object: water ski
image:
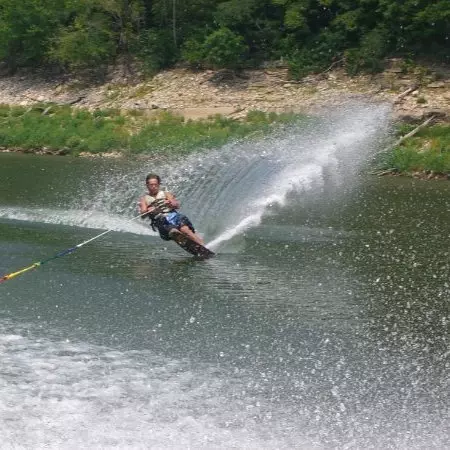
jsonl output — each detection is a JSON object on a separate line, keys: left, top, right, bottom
{"left": 169, "top": 230, "right": 215, "bottom": 259}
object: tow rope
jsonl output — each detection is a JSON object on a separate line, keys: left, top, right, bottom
{"left": 0, "top": 211, "right": 148, "bottom": 284}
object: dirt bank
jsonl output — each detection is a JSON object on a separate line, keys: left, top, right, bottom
{"left": 0, "top": 60, "right": 448, "bottom": 123}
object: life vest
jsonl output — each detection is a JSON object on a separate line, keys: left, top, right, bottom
{"left": 143, "top": 190, "right": 174, "bottom": 216}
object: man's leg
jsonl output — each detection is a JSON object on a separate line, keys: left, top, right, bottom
{"left": 179, "top": 225, "right": 204, "bottom": 245}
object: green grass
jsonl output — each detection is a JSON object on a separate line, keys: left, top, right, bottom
{"left": 381, "top": 124, "right": 450, "bottom": 175}
{"left": 0, "top": 104, "right": 306, "bottom": 156}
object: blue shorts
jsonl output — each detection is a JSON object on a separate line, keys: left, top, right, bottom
{"left": 154, "top": 212, "right": 196, "bottom": 241}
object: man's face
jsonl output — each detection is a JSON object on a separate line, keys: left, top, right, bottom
{"left": 146, "top": 179, "right": 160, "bottom": 196}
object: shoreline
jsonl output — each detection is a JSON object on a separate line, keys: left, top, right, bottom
{"left": 0, "top": 62, "right": 448, "bottom": 177}
{"left": 0, "top": 62, "right": 448, "bottom": 123}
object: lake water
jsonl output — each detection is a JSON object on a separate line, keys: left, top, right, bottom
{"left": 0, "top": 104, "right": 448, "bottom": 449}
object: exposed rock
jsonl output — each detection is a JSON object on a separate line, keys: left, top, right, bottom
{"left": 0, "top": 64, "right": 447, "bottom": 123}
{"left": 427, "top": 81, "right": 446, "bottom": 88}
{"left": 386, "top": 67, "right": 404, "bottom": 74}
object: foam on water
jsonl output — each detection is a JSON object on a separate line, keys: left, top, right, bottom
{"left": 0, "top": 207, "right": 153, "bottom": 236}
{"left": 0, "top": 322, "right": 315, "bottom": 449}
{"left": 0, "top": 318, "right": 445, "bottom": 449}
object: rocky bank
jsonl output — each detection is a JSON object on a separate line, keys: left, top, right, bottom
{"left": 0, "top": 60, "right": 448, "bottom": 123}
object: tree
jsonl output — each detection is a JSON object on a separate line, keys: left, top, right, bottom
{"left": 133, "top": 28, "right": 177, "bottom": 74}
{"left": 0, "top": 0, "right": 70, "bottom": 70}
{"left": 215, "top": 0, "right": 284, "bottom": 61}
{"left": 98, "top": 0, "right": 145, "bottom": 55}
{"left": 49, "top": 13, "right": 116, "bottom": 70}
{"left": 50, "top": 0, "right": 145, "bottom": 70}
{"left": 151, "top": 0, "right": 220, "bottom": 48}
{"left": 203, "top": 27, "right": 248, "bottom": 69}
{"left": 182, "top": 27, "right": 248, "bottom": 69}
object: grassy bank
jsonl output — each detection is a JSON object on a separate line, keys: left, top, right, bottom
{"left": 2, "top": 103, "right": 448, "bottom": 178}
{"left": 380, "top": 123, "right": 450, "bottom": 178}
{"left": 0, "top": 104, "right": 303, "bottom": 156}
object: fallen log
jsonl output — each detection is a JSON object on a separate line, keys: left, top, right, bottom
{"left": 375, "top": 115, "right": 436, "bottom": 156}
{"left": 394, "top": 85, "right": 419, "bottom": 103}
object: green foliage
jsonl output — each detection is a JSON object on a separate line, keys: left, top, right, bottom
{"left": 202, "top": 28, "right": 248, "bottom": 69}
{"left": 344, "top": 27, "right": 388, "bottom": 75}
{"left": 378, "top": 0, "right": 450, "bottom": 60}
{"left": 181, "top": 36, "right": 206, "bottom": 68}
{"left": 152, "top": 0, "right": 219, "bottom": 48}
{"left": 283, "top": 4, "right": 309, "bottom": 32}
{"left": 0, "top": 0, "right": 70, "bottom": 70}
{"left": 215, "top": 0, "right": 284, "bottom": 63}
{"left": 49, "top": 14, "right": 115, "bottom": 69}
{"left": 332, "top": 9, "right": 362, "bottom": 33}
{"left": 0, "top": 0, "right": 447, "bottom": 75}
{"left": 395, "top": 123, "right": 416, "bottom": 136}
{"left": 0, "top": 105, "right": 129, "bottom": 153}
{"left": 133, "top": 29, "right": 177, "bottom": 74}
{"left": 182, "top": 27, "right": 248, "bottom": 69}
{"left": 246, "top": 110, "right": 270, "bottom": 124}
{"left": 128, "top": 110, "right": 303, "bottom": 154}
{"left": 288, "top": 29, "right": 346, "bottom": 79}
{"left": 49, "top": 0, "right": 146, "bottom": 70}
{"left": 0, "top": 104, "right": 306, "bottom": 156}
{"left": 384, "top": 145, "right": 423, "bottom": 173}
{"left": 382, "top": 125, "right": 450, "bottom": 174}
{"left": 288, "top": 48, "right": 327, "bottom": 79}
{"left": 215, "top": 0, "right": 260, "bottom": 26}
{"left": 386, "top": 144, "right": 450, "bottom": 174}
{"left": 98, "top": 0, "right": 145, "bottom": 55}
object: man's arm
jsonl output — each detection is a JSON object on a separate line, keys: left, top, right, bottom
{"left": 165, "top": 192, "right": 180, "bottom": 209}
{"left": 139, "top": 196, "right": 152, "bottom": 215}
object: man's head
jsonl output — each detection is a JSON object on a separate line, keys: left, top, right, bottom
{"left": 146, "top": 173, "right": 161, "bottom": 196}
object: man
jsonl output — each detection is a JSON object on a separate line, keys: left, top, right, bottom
{"left": 139, "top": 173, "right": 204, "bottom": 246}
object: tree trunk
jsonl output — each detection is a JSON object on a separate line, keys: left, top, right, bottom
{"left": 172, "top": 0, "right": 177, "bottom": 47}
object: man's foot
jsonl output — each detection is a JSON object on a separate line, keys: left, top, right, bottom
{"left": 168, "top": 228, "right": 182, "bottom": 238}
{"left": 170, "top": 227, "right": 204, "bottom": 246}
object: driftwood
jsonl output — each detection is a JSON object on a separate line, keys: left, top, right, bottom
{"left": 66, "top": 96, "right": 85, "bottom": 105}
{"left": 369, "top": 168, "right": 398, "bottom": 176}
{"left": 375, "top": 115, "right": 436, "bottom": 156}
{"left": 227, "top": 107, "right": 245, "bottom": 118}
{"left": 22, "top": 94, "right": 85, "bottom": 107}
{"left": 0, "top": 94, "right": 87, "bottom": 124}
{"left": 395, "top": 85, "right": 419, "bottom": 102}
{"left": 319, "top": 58, "right": 345, "bottom": 76}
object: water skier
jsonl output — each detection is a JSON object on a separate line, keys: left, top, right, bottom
{"left": 139, "top": 173, "right": 204, "bottom": 246}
